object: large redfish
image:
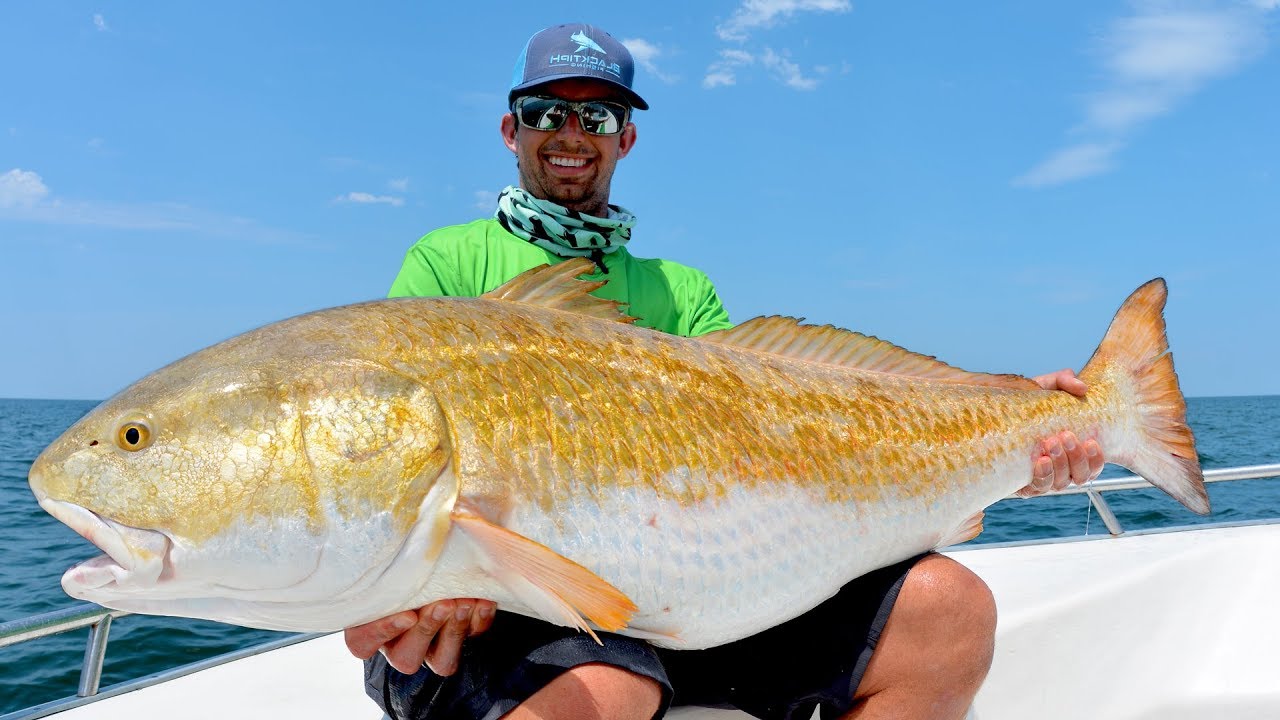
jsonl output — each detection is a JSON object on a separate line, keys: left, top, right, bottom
{"left": 28, "top": 259, "right": 1206, "bottom": 648}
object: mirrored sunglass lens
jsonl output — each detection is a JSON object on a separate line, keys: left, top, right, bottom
{"left": 579, "top": 103, "right": 622, "bottom": 134}
{"left": 520, "top": 99, "right": 568, "bottom": 131}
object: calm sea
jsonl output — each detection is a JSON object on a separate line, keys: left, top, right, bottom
{"left": 2, "top": 395, "right": 1278, "bottom": 713}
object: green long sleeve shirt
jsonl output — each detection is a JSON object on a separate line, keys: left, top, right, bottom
{"left": 388, "top": 218, "right": 732, "bottom": 337}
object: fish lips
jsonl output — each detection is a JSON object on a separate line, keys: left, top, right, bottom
{"left": 39, "top": 498, "right": 172, "bottom": 595}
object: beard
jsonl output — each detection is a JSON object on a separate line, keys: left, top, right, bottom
{"left": 517, "top": 151, "right": 613, "bottom": 216}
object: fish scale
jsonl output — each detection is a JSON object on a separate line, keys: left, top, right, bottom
{"left": 29, "top": 260, "right": 1206, "bottom": 647}
{"left": 393, "top": 297, "right": 1097, "bottom": 644}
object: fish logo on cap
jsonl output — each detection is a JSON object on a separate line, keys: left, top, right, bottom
{"left": 571, "top": 30, "right": 607, "bottom": 55}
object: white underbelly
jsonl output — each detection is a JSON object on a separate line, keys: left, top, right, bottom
{"left": 418, "top": 460, "right": 1021, "bottom": 649}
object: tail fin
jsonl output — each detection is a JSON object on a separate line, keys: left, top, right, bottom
{"left": 1081, "top": 279, "right": 1208, "bottom": 514}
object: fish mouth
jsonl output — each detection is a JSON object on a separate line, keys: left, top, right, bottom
{"left": 39, "top": 498, "right": 172, "bottom": 595}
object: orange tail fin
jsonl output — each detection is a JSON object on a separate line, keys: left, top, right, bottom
{"left": 1081, "top": 279, "right": 1208, "bottom": 514}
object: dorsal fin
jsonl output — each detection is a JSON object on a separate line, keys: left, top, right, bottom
{"left": 482, "top": 258, "right": 637, "bottom": 324}
{"left": 701, "top": 316, "right": 1039, "bottom": 389}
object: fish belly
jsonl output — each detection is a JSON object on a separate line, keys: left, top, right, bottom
{"left": 417, "top": 452, "right": 1028, "bottom": 650}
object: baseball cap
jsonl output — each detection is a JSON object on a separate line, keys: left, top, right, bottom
{"left": 509, "top": 24, "right": 649, "bottom": 110}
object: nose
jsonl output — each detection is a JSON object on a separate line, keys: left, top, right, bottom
{"left": 556, "top": 110, "right": 588, "bottom": 140}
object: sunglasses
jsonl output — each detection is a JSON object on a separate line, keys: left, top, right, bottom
{"left": 513, "top": 96, "right": 630, "bottom": 136}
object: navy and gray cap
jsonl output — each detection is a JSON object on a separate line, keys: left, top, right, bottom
{"left": 509, "top": 24, "right": 649, "bottom": 110}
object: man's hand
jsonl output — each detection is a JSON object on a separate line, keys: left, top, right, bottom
{"left": 343, "top": 599, "right": 496, "bottom": 676}
{"left": 1016, "top": 369, "right": 1105, "bottom": 497}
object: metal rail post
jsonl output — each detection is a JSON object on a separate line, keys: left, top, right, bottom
{"left": 77, "top": 613, "right": 113, "bottom": 697}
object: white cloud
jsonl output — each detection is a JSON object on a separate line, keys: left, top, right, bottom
{"left": 1015, "top": 142, "right": 1120, "bottom": 187}
{"left": 0, "top": 168, "right": 308, "bottom": 243}
{"left": 0, "top": 169, "right": 50, "bottom": 208}
{"left": 705, "top": 48, "right": 821, "bottom": 90}
{"left": 473, "top": 190, "right": 498, "bottom": 212}
{"left": 707, "top": 3, "right": 845, "bottom": 90}
{"left": 1018, "top": 1, "right": 1275, "bottom": 188}
{"left": 93, "top": 14, "right": 108, "bottom": 32}
{"left": 622, "top": 38, "right": 678, "bottom": 84}
{"left": 703, "top": 71, "right": 737, "bottom": 89}
{"left": 704, "top": 49, "right": 755, "bottom": 88}
{"left": 761, "top": 48, "right": 819, "bottom": 90}
{"left": 1087, "top": 9, "right": 1266, "bottom": 133}
{"left": 717, "top": 0, "right": 851, "bottom": 42}
{"left": 388, "top": 177, "right": 409, "bottom": 192}
{"left": 335, "top": 192, "right": 404, "bottom": 207}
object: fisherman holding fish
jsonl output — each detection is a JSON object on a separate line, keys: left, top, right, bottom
{"left": 30, "top": 20, "right": 1208, "bottom": 720}
{"left": 347, "top": 24, "right": 1105, "bottom": 720}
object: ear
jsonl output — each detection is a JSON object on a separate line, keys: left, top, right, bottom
{"left": 501, "top": 113, "right": 518, "bottom": 154}
{"left": 617, "top": 122, "right": 637, "bottom": 160}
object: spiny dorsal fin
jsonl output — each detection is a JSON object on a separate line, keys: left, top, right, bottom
{"left": 482, "top": 258, "right": 637, "bottom": 324}
{"left": 701, "top": 316, "right": 1039, "bottom": 390}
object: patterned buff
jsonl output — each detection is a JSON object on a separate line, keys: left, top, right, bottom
{"left": 495, "top": 185, "right": 636, "bottom": 272}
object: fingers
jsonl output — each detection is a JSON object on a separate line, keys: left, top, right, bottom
{"left": 383, "top": 600, "right": 456, "bottom": 675}
{"left": 1019, "top": 432, "right": 1108, "bottom": 498}
{"left": 1083, "top": 438, "right": 1104, "bottom": 481}
{"left": 1032, "top": 369, "right": 1088, "bottom": 398}
{"left": 375, "top": 599, "right": 496, "bottom": 676}
{"left": 471, "top": 600, "right": 497, "bottom": 635}
{"left": 1058, "top": 375, "right": 1088, "bottom": 398}
{"left": 1016, "top": 455, "right": 1055, "bottom": 497}
{"left": 1047, "top": 433, "right": 1071, "bottom": 491}
{"left": 424, "top": 602, "right": 475, "bottom": 676}
{"left": 1060, "top": 433, "right": 1092, "bottom": 490}
{"left": 1055, "top": 432, "right": 1105, "bottom": 487}
{"left": 343, "top": 610, "right": 418, "bottom": 660}
{"left": 428, "top": 601, "right": 495, "bottom": 675}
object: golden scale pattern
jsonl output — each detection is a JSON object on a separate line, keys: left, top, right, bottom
{"left": 345, "top": 296, "right": 1109, "bottom": 515}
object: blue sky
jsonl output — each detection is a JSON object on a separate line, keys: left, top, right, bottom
{"left": 2, "top": 1, "right": 1277, "bottom": 400}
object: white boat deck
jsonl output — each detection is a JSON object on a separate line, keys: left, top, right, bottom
{"left": 958, "top": 522, "right": 1280, "bottom": 720}
{"left": 42, "top": 521, "right": 1280, "bottom": 720}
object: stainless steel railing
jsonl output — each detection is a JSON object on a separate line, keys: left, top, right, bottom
{"left": 2, "top": 463, "right": 1278, "bottom": 718}
{"left": 0, "top": 609, "right": 316, "bottom": 720}
{"left": 0, "top": 604, "right": 129, "bottom": 697}
{"left": 1021, "top": 463, "right": 1280, "bottom": 535}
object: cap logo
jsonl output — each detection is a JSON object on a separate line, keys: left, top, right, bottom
{"left": 570, "top": 30, "right": 607, "bottom": 55}
{"left": 548, "top": 29, "right": 623, "bottom": 79}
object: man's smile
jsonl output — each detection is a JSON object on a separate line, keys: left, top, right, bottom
{"left": 542, "top": 153, "right": 595, "bottom": 183}
{"left": 547, "top": 156, "right": 588, "bottom": 168}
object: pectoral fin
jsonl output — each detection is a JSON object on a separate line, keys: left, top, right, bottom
{"left": 451, "top": 506, "right": 637, "bottom": 643}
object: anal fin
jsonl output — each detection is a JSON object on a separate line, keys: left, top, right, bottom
{"left": 939, "top": 511, "right": 985, "bottom": 547}
{"left": 451, "top": 506, "right": 637, "bottom": 643}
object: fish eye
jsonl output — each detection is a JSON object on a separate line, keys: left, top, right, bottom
{"left": 115, "top": 419, "right": 153, "bottom": 451}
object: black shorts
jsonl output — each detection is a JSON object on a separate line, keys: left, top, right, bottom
{"left": 365, "top": 554, "right": 923, "bottom": 720}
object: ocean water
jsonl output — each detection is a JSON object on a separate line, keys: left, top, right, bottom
{"left": 1, "top": 395, "right": 1278, "bottom": 713}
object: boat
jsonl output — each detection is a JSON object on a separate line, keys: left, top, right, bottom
{"left": 3, "top": 464, "right": 1278, "bottom": 720}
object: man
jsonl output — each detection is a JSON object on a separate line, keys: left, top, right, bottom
{"left": 349, "top": 24, "right": 1103, "bottom": 720}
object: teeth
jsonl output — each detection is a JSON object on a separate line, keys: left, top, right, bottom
{"left": 548, "top": 156, "right": 587, "bottom": 168}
